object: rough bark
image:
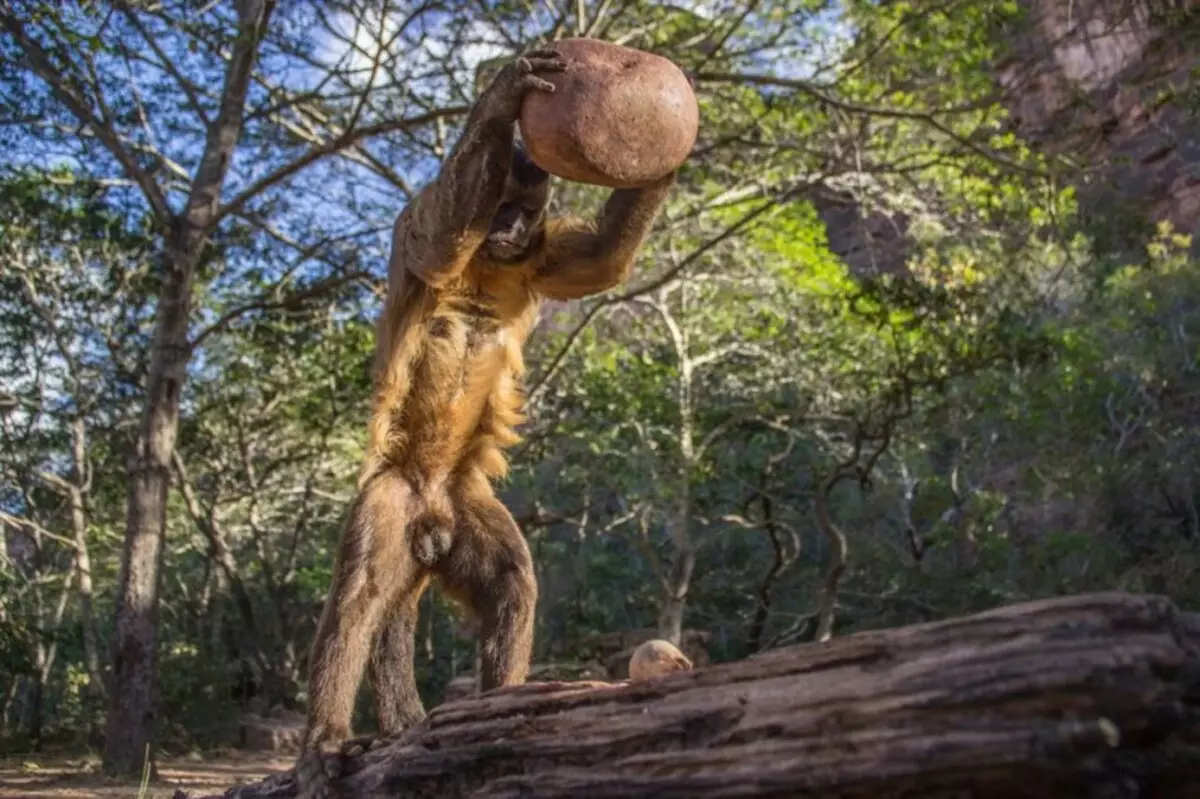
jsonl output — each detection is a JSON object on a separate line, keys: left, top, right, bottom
{"left": 103, "top": 0, "right": 276, "bottom": 777}
{"left": 206, "top": 592, "right": 1200, "bottom": 799}
{"left": 105, "top": 236, "right": 194, "bottom": 775}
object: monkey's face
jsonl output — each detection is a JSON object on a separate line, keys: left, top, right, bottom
{"left": 486, "top": 145, "right": 551, "bottom": 262}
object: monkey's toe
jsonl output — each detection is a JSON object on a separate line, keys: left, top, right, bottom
{"left": 339, "top": 736, "right": 372, "bottom": 758}
{"left": 341, "top": 730, "right": 411, "bottom": 759}
{"left": 294, "top": 746, "right": 348, "bottom": 799}
{"left": 339, "top": 734, "right": 394, "bottom": 758}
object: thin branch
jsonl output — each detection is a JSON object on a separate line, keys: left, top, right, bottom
{"left": 0, "top": 511, "right": 79, "bottom": 550}
{"left": 528, "top": 188, "right": 802, "bottom": 403}
{"left": 526, "top": 301, "right": 614, "bottom": 406}
{"left": 117, "top": 2, "right": 212, "bottom": 126}
{"left": 694, "top": 71, "right": 1046, "bottom": 177}
{"left": 188, "top": 270, "right": 369, "bottom": 352}
{"left": 0, "top": 12, "right": 173, "bottom": 223}
{"left": 214, "top": 105, "right": 466, "bottom": 225}
{"left": 181, "top": 0, "right": 277, "bottom": 232}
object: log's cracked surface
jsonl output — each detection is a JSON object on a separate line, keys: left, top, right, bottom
{"left": 211, "top": 592, "right": 1200, "bottom": 798}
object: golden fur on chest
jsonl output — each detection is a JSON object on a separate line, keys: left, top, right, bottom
{"left": 363, "top": 258, "right": 539, "bottom": 487}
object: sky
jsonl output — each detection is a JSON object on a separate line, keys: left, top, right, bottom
{"left": 1, "top": 0, "right": 866, "bottom": 434}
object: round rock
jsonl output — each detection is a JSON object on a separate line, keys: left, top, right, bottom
{"left": 518, "top": 39, "right": 698, "bottom": 188}
{"left": 628, "top": 639, "right": 693, "bottom": 681}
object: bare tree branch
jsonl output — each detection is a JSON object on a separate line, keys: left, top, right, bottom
{"left": 182, "top": 0, "right": 277, "bottom": 234}
{"left": 214, "top": 106, "right": 467, "bottom": 225}
{"left": 0, "top": 11, "right": 173, "bottom": 224}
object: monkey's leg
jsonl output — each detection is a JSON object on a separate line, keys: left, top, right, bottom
{"left": 367, "top": 575, "right": 430, "bottom": 736}
{"left": 295, "top": 471, "right": 417, "bottom": 799}
{"left": 438, "top": 491, "right": 537, "bottom": 691}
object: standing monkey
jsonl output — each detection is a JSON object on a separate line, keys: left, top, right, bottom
{"left": 295, "top": 47, "right": 675, "bottom": 797}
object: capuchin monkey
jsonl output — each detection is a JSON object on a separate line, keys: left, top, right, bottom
{"left": 294, "top": 46, "right": 675, "bottom": 798}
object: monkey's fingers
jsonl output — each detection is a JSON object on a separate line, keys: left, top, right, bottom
{"left": 519, "top": 74, "right": 558, "bottom": 93}
{"left": 516, "top": 55, "right": 568, "bottom": 76}
{"left": 521, "top": 46, "right": 566, "bottom": 62}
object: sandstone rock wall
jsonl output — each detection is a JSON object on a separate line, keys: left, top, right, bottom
{"left": 819, "top": 1, "right": 1200, "bottom": 275}
{"left": 998, "top": 0, "right": 1200, "bottom": 253}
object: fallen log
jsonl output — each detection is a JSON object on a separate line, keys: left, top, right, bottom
{"left": 213, "top": 592, "right": 1200, "bottom": 798}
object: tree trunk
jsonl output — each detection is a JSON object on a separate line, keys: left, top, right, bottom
{"left": 72, "top": 525, "right": 106, "bottom": 747}
{"left": 174, "top": 451, "right": 278, "bottom": 695}
{"left": 745, "top": 486, "right": 795, "bottom": 654}
{"left": 26, "top": 671, "right": 43, "bottom": 750}
{"left": 206, "top": 592, "right": 1200, "bottom": 799}
{"left": 104, "top": 237, "right": 196, "bottom": 777}
{"left": 813, "top": 474, "right": 848, "bottom": 642}
{"left": 70, "top": 505, "right": 104, "bottom": 692}
{"left": 67, "top": 417, "right": 105, "bottom": 739}
{"left": 29, "top": 565, "right": 75, "bottom": 750}
{"left": 210, "top": 565, "right": 228, "bottom": 658}
{"left": 656, "top": 539, "right": 694, "bottom": 647}
{"left": 657, "top": 481, "right": 695, "bottom": 646}
{"left": 102, "top": 0, "right": 275, "bottom": 776}
{"left": 0, "top": 679, "right": 17, "bottom": 737}
{"left": 656, "top": 296, "right": 697, "bottom": 648}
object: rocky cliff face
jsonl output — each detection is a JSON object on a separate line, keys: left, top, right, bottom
{"left": 818, "top": 0, "right": 1200, "bottom": 275}
{"left": 998, "top": 0, "right": 1200, "bottom": 254}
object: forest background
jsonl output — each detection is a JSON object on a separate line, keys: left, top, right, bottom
{"left": 1, "top": 0, "right": 1199, "bottom": 781}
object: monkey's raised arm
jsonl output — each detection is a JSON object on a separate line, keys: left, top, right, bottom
{"left": 390, "top": 51, "right": 565, "bottom": 289}
{"left": 531, "top": 174, "right": 674, "bottom": 301}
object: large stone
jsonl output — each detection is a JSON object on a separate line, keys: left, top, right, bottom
{"left": 518, "top": 38, "right": 698, "bottom": 188}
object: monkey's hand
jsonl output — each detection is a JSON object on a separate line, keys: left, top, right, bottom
{"left": 478, "top": 48, "right": 567, "bottom": 120}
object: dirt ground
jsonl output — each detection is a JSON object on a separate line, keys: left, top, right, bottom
{"left": 0, "top": 750, "right": 291, "bottom": 799}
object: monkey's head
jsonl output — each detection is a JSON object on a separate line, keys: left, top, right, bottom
{"left": 486, "top": 141, "right": 551, "bottom": 262}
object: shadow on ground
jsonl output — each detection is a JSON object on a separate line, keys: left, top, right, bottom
{"left": 0, "top": 751, "right": 291, "bottom": 798}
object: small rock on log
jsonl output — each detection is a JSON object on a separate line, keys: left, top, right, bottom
{"left": 628, "top": 639, "right": 693, "bottom": 680}
{"left": 558, "top": 626, "right": 710, "bottom": 677}
{"left": 206, "top": 592, "right": 1200, "bottom": 798}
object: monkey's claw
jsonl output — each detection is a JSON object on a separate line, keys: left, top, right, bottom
{"left": 515, "top": 52, "right": 567, "bottom": 79}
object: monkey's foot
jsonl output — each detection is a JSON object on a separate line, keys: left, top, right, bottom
{"left": 339, "top": 734, "right": 394, "bottom": 758}
{"left": 293, "top": 744, "right": 346, "bottom": 799}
